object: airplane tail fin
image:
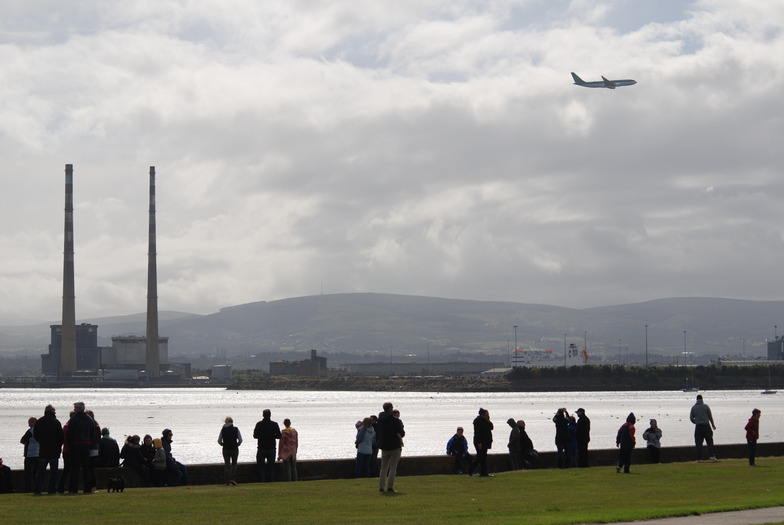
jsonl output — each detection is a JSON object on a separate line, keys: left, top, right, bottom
{"left": 571, "top": 72, "right": 585, "bottom": 85}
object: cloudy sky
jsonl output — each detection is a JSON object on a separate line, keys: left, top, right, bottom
{"left": 1, "top": 0, "right": 783, "bottom": 323}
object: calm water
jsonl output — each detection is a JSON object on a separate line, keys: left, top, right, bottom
{"left": 1, "top": 388, "right": 780, "bottom": 469}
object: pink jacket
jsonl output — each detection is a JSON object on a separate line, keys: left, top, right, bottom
{"left": 278, "top": 427, "right": 298, "bottom": 461}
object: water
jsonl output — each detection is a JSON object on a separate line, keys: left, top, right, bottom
{"left": 1, "top": 388, "right": 779, "bottom": 469}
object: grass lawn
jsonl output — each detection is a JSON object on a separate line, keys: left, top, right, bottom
{"left": 4, "top": 458, "right": 783, "bottom": 525}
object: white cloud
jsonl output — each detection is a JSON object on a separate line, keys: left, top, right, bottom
{"left": 1, "top": 0, "right": 784, "bottom": 323}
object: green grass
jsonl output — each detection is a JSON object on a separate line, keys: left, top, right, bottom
{"left": 5, "top": 458, "right": 783, "bottom": 525}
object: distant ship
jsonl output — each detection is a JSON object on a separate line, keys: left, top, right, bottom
{"left": 512, "top": 342, "right": 589, "bottom": 367}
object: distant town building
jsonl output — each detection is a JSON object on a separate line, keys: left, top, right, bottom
{"left": 768, "top": 337, "right": 784, "bottom": 360}
{"left": 269, "top": 349, "right": 327, "bottom": 378}
{"left": 211, "top": 364, "right": 232, "bottom": 381}
{"left": 41, "top": 324, "right": 101, "bottom": 376}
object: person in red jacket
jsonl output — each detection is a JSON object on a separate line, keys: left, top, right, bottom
{"left": 744, "top": 409, "right": 761, "bottom": 467}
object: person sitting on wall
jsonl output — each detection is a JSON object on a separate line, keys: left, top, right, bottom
{"left": 446, "top": 426, "right": 473, "bottom": 474}
{"left": 0, "top": 457, "right": 15, "bottom": 493}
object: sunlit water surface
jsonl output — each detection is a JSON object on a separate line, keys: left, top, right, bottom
{"left": 1, "top": 388, "right": 780, "bottom": 468}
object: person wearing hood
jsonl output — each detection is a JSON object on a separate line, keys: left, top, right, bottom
{"left": 615, "top": 412, "right": 636, "bottom": 474}
{"left": 278, "top": 418, "right": 299, "bottom": 481}
{"left": 689, "top": 394, "right": 717, "bottom": 461}
{"left": 218, "top": 416, "right": 243, "bottom": 485}
{"left": 120, "top": 434, "right": 149, "bottom": 486}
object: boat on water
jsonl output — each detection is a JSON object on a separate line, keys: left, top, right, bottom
{"left": 761, "top": 389, "right": 777, "bottom": 395}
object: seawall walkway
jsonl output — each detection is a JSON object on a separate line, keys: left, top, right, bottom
{"left": 7, "top": 441, "right": 783, "bottom": 491}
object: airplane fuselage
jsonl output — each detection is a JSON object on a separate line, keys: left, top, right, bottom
{"left": 571, "top": 72, "right": 636, "bottom": 89}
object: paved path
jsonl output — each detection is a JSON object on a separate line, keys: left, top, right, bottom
{"left": 605, "top": 507, "right": 784, "bottom": 525}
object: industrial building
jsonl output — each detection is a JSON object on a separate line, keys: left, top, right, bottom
{"left": 269, "top": 349, "right": 327, "bottom": 378}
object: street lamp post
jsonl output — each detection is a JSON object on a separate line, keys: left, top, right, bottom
{"left": 513, "top": 325, "right": 518, "bottom": 367}
{"left": 618, "top": 338, "right": 622, "bottom": 366}
{"left": 645, "top": 324, "right": 649, "bottom": 366}
{"left": 683, "top": 330, "right": 687, "bottom": 366}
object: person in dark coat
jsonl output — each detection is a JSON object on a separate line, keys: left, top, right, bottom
{"left": 33, "top": 404, "right": 64, "bottom": 494}
{"left": 446, "top": 426, "right": 472, "bottom": 474}
{"left": 575, "top": 408, "right": 591, "bottom": 468}
{"left": 66, "top": 401, "right": 99, "bottom": 493}
{"left": 98, "top": 428, "right": 120, "bottom": 467}
{"left": 162, "top": 428, "right": 189, "bottom": 486}
{"left": 469, "top": 408, "right": 494, "bottom": 477}
{"left": 253, "top": 409, "right": 281, "bottom": 482}
{"left": 552, "top": 408, "right": 570, "bottom": 468}
{"left": 518, "top": 420, "right": 538, "bottom": 468}
{"left": 20, "top": 416, "right": 39, "bottom": 492}
{"left": 616, "top": 412, "right": 636, "bottom": 474}
{"left": 120, "top": 434, "right": 149, "bottom": 485}
{"left": 507, "top": 418, "right": 521, "bottom": 470}
{"left": 377, "top": 401, "right": 405, "bottom": 492}
{"left": 0, "top": 457, "right": 14, "bottom": 493}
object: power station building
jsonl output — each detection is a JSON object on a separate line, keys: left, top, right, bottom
{"left": 42, "top": 164, "right": 189, "bottom": 381}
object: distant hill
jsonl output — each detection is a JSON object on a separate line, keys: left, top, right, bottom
{"left": 1, "top": 294, "right": 780, "bottom": 364}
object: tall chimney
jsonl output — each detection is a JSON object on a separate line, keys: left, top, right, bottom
{"left": 60, "top": 164, "right": 77, "bottom": 377}
{"left": 146, "top": 166, "right": 161, "bottom": 378}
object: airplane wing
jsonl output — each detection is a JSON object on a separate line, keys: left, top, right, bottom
{"left": 601, "top": 76, "right": 616, "bottom": 89}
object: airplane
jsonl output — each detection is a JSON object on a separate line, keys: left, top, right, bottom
{"left": 571, "top": 72, "right": 636, "bottom": 89}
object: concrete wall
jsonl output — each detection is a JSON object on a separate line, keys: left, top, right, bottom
{"left": 8, "top": 442, "right": 782, "bottom": 492}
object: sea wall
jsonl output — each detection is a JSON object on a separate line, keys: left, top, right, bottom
{"left": 7, "top": 441, "right": 783, "bottom": 492}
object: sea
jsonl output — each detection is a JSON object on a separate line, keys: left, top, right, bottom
{"left": 1, "top": 388, "right": 780, "bottom": 469}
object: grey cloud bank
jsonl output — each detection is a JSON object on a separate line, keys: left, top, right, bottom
{"left": 1, "top": 1, "right": 783, "bottom": 323}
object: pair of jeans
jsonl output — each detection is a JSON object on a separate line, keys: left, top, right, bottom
{"left": 222, "top": 448, "right": 239, "bottom": 483}
{"left": 694, "top": 424, "right": 715, "bottom": 459}
{"left": 256, "top": 448, "right": 276, "bottom": 482}
{"left": 747, "top": 439, "right": 757, "bottom": 465}
{"left": 33, "top": 457, "right": 59, "bottom": 494}
{"left": 282, "top": 458, "right": 297, "bottom": 481}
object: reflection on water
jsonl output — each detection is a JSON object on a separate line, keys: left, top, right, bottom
{"left": 1, "top": 388, "right": 779, "bottom": 468}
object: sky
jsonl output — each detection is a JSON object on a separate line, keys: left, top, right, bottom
{"left": 1, "top": 0, "right": 783, "bottom": 324}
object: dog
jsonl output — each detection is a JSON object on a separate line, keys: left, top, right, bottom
{"left": 107, "top": 475, "right": 126, "bottom": 493}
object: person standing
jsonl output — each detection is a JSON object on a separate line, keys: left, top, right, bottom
{"left": 744, "top": 409, "right": 761, "bottom": 467}
{"left": 642, "top": 419, "right": 663, "bottom": 463}
{"left": 506, "top": 418, "right": 521, "bottom": 470}
{"left": 355, "top": 418, "right": 376, "bottom": 478}
{"left": 278, "top": 418, "right": 299, "bottom": 481}
{"left": 98, "top": 427, "right": 120, "bottom": 468}
{"left": 446, "top": 426, "right": 472, "bottom": 474}
{"left": 20, "top": 416, "right": 39, "bottom": 492}
{"left": 552, "top": 408, "right": 570, "bottom": 468}
{"left": 377, "top": 401, "right": 405, "bottom": 493}
{"left": 66, "top": 401, "right": 99, "bottom": 493}
{"left": 33, "top": 404, "right": 64, "bottom": 495}
{"left": 689, "top": 394, "right": 717, "bottom": 461}
{"left": 615, "top": 412, "right": 636, "bottom": 474}
{"left": 253, "top": 409, "right": 281, "bottom": 482}
{"left": 218, "top": 416, "right": 242, "bottom": 485}
{"left": 469, "top": 408, "right": 494, "bottom": 477}
{"left": 575, "top": 408, "right": 591, "bottom": 468}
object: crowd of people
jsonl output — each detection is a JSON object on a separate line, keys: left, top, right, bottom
{"left": 0, "top": 395, "right": 763, "bottom": 494}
